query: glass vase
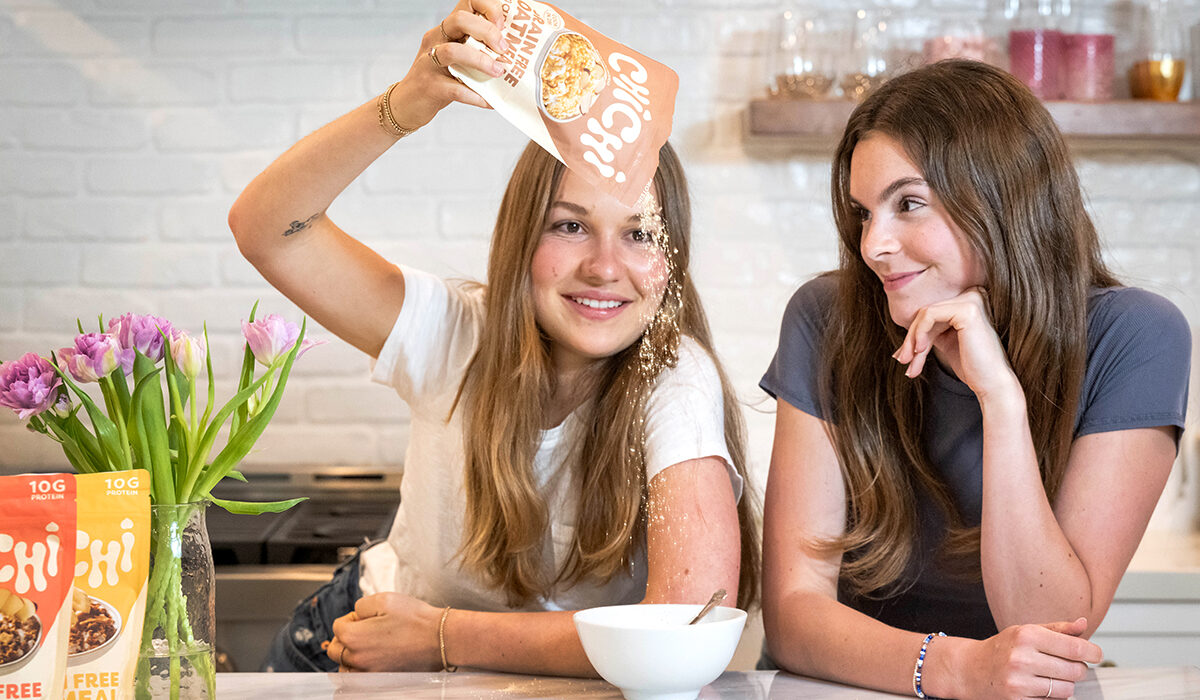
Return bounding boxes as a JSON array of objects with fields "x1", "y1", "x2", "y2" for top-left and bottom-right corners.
[{"x1": 136, "y1": 502, "x2": 217, "y2": 700}]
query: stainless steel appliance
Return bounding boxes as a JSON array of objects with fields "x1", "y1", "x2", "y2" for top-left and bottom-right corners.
[{"x1": 209, "y1": 466, "x2": 401, "y2": 672}]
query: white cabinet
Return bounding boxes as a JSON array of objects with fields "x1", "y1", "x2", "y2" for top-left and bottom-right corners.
[{"x1": 1091, "y1": 533, "x2": 1200, "y2": 667}]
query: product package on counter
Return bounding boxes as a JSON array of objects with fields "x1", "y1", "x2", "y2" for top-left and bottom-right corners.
[
  {"x1": 0, "y1": 473, "x2": 78, "y2": 700},
  {"x1": 449, "y1": 0, "x2": 679, "y2": 206},
  {"x1": 64, "y1": 471, "x2": 150, "y2": 700}
]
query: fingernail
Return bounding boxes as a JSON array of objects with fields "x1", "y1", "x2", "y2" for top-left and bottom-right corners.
[
  {"x1": 499, "y1": 38, "x2": 510, "y2": 53},
  {"x1": 491, "y1": 61, "x2": 505, "y2": 76}
]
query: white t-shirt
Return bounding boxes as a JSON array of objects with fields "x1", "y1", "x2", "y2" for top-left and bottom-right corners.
[{"x1": 360, "y1": 266, "x2": 740, "y2": 612}]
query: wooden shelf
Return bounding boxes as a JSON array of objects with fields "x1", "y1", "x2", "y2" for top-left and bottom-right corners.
[{"x1": 747, "y1": 99, "x2": 1200, "y2": 143}]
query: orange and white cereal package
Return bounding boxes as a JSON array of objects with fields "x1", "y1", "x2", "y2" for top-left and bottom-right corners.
[
  {"x1": 63, "y1": 471, "x2": 150, "y2": 700},
  {"x1": 0, "y1": 473, "x2": 77, "y2": 700},
  {"x1": 449, "y1": 0, "x2": 679, "y2": 206}
]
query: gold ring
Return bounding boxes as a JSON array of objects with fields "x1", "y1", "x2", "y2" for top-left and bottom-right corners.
[
  {"x1": 1045, "y1": 678, "x2": 1054, "y2": 698},
  {"x1": 429, "y1": 45, "x2": 444, "y2": 70},
  {"x1": 439, "y1": 21, "x2": 452, "y2": 42},
  {"x1": 339, "y1": 644, "x2": 347, "y2": 667}
]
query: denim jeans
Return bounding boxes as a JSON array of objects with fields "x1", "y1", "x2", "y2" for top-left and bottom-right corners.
[{"x1": 260, "y1": 544, "x2": 369, "y2": 672}]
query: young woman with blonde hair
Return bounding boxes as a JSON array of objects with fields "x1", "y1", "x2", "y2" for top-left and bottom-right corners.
[
  {"x1": 761, "y1": 60, "x2": 1189, "y2": 699},
  {"x1": 229, "y1": 0, "x2": 758, "y2": 676}
]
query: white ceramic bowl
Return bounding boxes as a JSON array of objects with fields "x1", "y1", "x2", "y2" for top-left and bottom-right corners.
[{"x1": 574, "y1": 603, "x2": 747, "y2": 700}]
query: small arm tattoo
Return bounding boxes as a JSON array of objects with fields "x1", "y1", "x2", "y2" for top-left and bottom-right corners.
[{"x1": 283, "y1": 213, "x2": 321, "y2": 237}]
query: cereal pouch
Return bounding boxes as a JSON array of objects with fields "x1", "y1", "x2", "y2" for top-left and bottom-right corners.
[
  {"x1": 0, "y1": 473, "x2": 77, "y2": 700},
  {"x1": 64, "y1": 471, "x2": 149, "y2": 700},
  {"x1": 449, "y1": 0, "x2": 679, "y2": 206}
]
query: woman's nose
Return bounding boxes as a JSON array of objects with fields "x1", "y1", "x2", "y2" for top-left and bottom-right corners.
[
  {"x1": 859, "y1": 217, "x2": 900, "y2": 261},
  {"x1": 581, "y1": 235, "x2": 621, "y2": 282}
]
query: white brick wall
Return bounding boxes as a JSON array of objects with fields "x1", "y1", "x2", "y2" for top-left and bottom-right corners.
[{"x1": 2, "y1": 0, "x2": 1199, "y2": 526}]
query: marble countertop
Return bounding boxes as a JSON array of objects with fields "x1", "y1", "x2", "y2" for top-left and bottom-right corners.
[{"x1": 214, "y1": 666, "x2": 1200, "y2": 699}]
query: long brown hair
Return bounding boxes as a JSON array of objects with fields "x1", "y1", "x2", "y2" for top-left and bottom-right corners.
[
  {"x1": 455, "y1": 141, "x2": 760, "y2": 609},
  {"x1": 824, "y1": 60, "x2": 1118, "y2": 595}
]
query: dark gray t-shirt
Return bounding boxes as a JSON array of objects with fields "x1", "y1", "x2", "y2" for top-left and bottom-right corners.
[{"x1": 760, "y1": 274, "x2": 1190, "y2": 639}]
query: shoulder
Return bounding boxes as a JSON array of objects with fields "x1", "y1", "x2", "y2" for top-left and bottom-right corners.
[
  {"x1": 783, "y1": 272, "x2": 839, "y2": 321},
  {"x1": 1087, "y1": 286, "x2": 1190, "y2": 353},
  {"x1": 655, "y1": 336, "x2": 723, "y2": 397}
]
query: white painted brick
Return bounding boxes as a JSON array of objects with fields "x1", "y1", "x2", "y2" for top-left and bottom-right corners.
[
  {"x1": 0, "y1": 243, "x2": 81, "y2": 285},
  {"x1": 0, "y1": 63, "x2": 85, "y2": 105},
  {"x1": 439, "y1": 198, "x2": 499, "y2": 241},
  {"x1": 0, "y1": 423, "x2": 73, "y2": 470},
  {"x1": 218, "y1": 152, "x2": 286, "y2": 197},
  {"x1": 153, "y1": 108, "x2": 294, "y2": 152},
  {"x1": 362, "y1": 147, "x2": 515, "y2": 195},
  {"x1": 0, "y1": 154, "x2": 77, "y2": 195},
  {"x1": 1077, "y1": 155, "x2": 1200, "y2": 199},
  {"x1": 306, "y1": 382, "x2": 408, "y2": 424},
  {"x1": 95, "y1": 0, "x2": 233, "y2": 11},
  {"x1": 236, "y1": 0, "x2": 371, "y2": 9},
  {"x1": 0, "y1": 288, "x2": 21, "y2": 330},
  {"x1": 155, "y1": 286, "x2": 291, "y2": 335},
  {"x1": 425, "y1": 102, "x2": 531, "y2": 149},
  {"x1": 20, "y1": 288, "x2": 152, "y2": 332},
  {"x1": 290, "y1": 339, "x2": 375, "y2": 380},
  {"x1": 219, "y1": 249, "x2": 275, "y2": 287},
  {"x1": 85, "y1": 59, "x2": 220, "y2": 106},
  {"x1": 160, "y1": 199, "x2": 239, "y2": 242},
  {"x1": 80, "y1": 244, "x2": 219, "y2": 288},
  {"x1": 325, "y1": 193, "x2": 439, "y2": 242},
  {"x1": 611, "y1": 12, "x2": 714, "y2": 55},
  {"x1": 85, "y1": 156, "x2": 215, "y2": 195},
  {"x1": 1104, "y1": 246, "x2": 1195, "y2": 292},
  {"x1": 25, "y1": 199, "x2": 156, "y2": 241},
  {"x1": 5, "y1": 13, "x2": 148, "y2": 57},
  {"x1": 294, "y1": 15, "x2": 425, "y2": 54},
  {"x1": 0, "y1": 198, "x2": 22, "y2": 239},
  {"x1": 237, "y1": 424, "x2": 378, "y2": 467},
  {"x1": 228, "y1": 62, "x2": 365, "y2": 104},
  {"x1": 0, "y1": 110, "x2": 14, "y2": 150},
  {"x1": 1091, "y1": 200, "x2": 1200, "y2": 246},
  {"x1": 153, "y1": 17, "x2": 287, "y2": 56},
  {"x1": 18, "y1": 110, "x2": 149, "y2": 151},
  {"x1": 0, "y1": 15, "x2": 12, "y2": 56}
]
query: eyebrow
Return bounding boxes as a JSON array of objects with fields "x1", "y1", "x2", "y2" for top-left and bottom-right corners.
[
  {"x1": 849, "y1": 176, "x2": 927, "y2": 208},
  {"x1": 548, "y1": 200, "x2": 641, "y2": 225}
]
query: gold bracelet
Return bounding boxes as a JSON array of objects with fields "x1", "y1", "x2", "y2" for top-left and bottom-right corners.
[
  {"x1": 377, "y1": 81, "x2": 418, "y2": 139},
  {"x1": 438, "y1": 605, "x2": 458, "y2": 672}
]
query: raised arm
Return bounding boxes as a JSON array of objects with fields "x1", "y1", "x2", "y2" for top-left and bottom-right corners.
[
  {"x1": 893, "y1": 289, "x2": 1179, "y2": 635},
  {"x1": 328, "y1": 457, "x2": 741, "y2": 676},
  {"x1": 226, "y1": 0, "x2": 509, "y2": 357}
]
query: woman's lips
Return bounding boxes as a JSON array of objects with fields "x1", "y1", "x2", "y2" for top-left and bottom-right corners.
[
  {"x1": 566, "y1": 295, "x2": 628, "y2": 320},
  {"x1": 882, "y1": 270, "x2": 923, "y2": 292}
]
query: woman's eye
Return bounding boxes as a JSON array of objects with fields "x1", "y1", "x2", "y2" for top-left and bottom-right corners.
[
  {"x1": 898, "y1": 197, "x2": 924, "y2": 213},
  {"x1": 629, "y1": 228, "x2": 654, "y2": 244},
  {"x1": 852, "y1": 206, "x2": 870, "y2": 223},
  {"x1": 554, "y1": 221, "x2": 583, "y2": 234}
]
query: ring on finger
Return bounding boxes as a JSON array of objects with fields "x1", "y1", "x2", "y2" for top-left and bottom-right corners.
[
  {"x1": 339, "y1": 644, "x2": 347, "y2": 668},
  {"x1": 439, "y1": 20, "x2": 452, "y2": 42},
  {"x1": 429, "y1": 45, "x2": 445, "y2": 70},
  {"x1": 1045, "y1": 677, "x2": 1054, "y2": 698}
]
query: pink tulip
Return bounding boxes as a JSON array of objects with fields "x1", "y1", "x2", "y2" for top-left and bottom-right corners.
[
  {"x1": 108, "y1": 313, "x2": 175, "y2": 363},
  {"x1": 241, "y1": 314, "x2": 322, "y2": 367},
  {"x1": 0, "y1": 353, "x2": 64, "y2": 419},
  {"x1": 58, "y1": 332, "x2": 130, "y2": 383},
  {"x1": 170, "y1": 331, "x2": 207, "y2": 380}
]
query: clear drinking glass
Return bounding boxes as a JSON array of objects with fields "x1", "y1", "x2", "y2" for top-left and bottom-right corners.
[
  {"x1": 840, "y1": 8, "x2": 892, "y2": 101},
  {"x1": 768, "y1": 8, "x2": 838, "y2": 99},
  {"x1": 1129, "y1": 0, "x2": 1187, "y2": 101}
]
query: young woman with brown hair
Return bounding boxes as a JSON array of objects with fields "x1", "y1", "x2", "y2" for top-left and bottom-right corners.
[
  {"x1": 760, "y1": 59, "x2": 1189, "y2": 699},
  {"x1": 229, "y1": 0, "x2": 758, "y2": 676}
]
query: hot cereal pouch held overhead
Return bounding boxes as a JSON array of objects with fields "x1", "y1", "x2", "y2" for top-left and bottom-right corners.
[{"x1": 449, "y1": 0, "x2": 678, "y2": 206}]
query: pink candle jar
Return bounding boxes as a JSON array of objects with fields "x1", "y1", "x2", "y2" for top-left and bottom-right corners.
[
  {"x1": 1009, "y1": 28, "x2": 1064, "y2": 99},
  {"x1": 1062, "y1": 33, "x2": 1114, "y2": 101}
]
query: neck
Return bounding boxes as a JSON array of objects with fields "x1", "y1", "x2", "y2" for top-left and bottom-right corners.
[{"x1": 543, "y1": 358, "x2": 605, "y2": 429}]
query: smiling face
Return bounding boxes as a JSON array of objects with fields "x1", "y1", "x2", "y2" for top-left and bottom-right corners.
[
  {"x1": 849, "y1": 132, "x2": 986, "y2": 328},
  {"x1": 530, "y1": 169, "x2": 669, "y2": 376}
]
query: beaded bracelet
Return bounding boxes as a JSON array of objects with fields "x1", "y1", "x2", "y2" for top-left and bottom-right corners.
[
  {"x1": 377, "y1": 81, "x2": 418, "y2": 139},
  {"x1": 912, "y1": 631, "x2": 945, "y2": 699}
]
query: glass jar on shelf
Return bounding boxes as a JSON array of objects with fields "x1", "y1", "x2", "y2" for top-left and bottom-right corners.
[
  {"x1": 922, "y1": 13, "x2": 999, "y2": 66},
  {"x1": 1128, "y1": 0, "x2": 1187, "y2": 101},
  {"x1": 840, "y1": 8, "x2": 892, "y2": 101},
  {"x1": 767, "y1": 7, "x2": 838, "y2": 99},
  {"x1": 1061, "y1": 1, "x2": 1115, "y2": 101},
  {"x1": 1006, "y1": 0, "x2": 1067, "y2": 99}
]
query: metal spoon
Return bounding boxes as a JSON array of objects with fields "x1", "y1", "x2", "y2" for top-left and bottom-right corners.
[{"x1": 687, "y1": 588, "x2": 727, "y2": 625}]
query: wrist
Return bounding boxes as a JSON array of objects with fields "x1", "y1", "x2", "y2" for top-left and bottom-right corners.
[
  {"x1": 920, "y1": 635, "x2": 971, "y2": 700},
  {"x1": 976, "y1": 371, "x2": 1025, "y2": 417}
]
